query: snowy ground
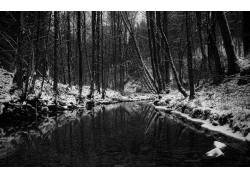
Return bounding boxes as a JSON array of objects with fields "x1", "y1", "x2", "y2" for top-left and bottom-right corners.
[
  {"x1": 0, "y1": 67, "x2": 156, "y2": 112},
  {"x1": 154, "y1": 75, "x2": 250, "y2": 142}
]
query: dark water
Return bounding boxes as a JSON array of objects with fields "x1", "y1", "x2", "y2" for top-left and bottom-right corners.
[{"x1": 1, "y1": 102, "x2": 250, "y2": 167}]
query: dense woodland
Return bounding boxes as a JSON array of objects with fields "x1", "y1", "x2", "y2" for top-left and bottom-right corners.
[{"x1": 0, "y1": 11, "x2": 250, "y2": 100}]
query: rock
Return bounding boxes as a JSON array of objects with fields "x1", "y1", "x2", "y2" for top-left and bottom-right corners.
[
  {"x1": 212, "y1": 120, "x2": 219, "y2": 126},
  {"x1": 202, "y1": 148, "x2": 224, "y2": 160},
  {"x1": 214, "y1": 141, "x2": 226, "y2": 150}
]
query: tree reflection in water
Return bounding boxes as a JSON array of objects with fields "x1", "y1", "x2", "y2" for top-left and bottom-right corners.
[{"x1": 1, "y1": 102, "x2": 250, "y2": 167}]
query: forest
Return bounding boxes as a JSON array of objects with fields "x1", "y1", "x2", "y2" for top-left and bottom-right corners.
[
  {"x1": 0, "y1": 11, "x2": 250, "y2": 166},
  {"x1": 0, "y1": 12, "x2": 249, "y2": 98}
]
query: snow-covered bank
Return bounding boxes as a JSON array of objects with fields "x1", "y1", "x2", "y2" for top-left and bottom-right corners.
[
  {"x1": 0, "y1": 67, "x2": 156, "y2": 113},
  {"x1": 154, "y1": 73, "x2": 250, "y2": 145},
  {"x1": 171, "y1": 110, "x2": 245, "y2": 142}
]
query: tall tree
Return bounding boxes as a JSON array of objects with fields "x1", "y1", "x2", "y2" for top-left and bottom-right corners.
[
  {"x1": 90, "y1": 11, "x2": 97, "y2": 98},
  {"x1": 243, "y1": 11, "x2": 250, "y2": 57},
  {"x1": 216, "y1": 11, "x2": 239, "y2": 75},
  {"x1": 14, "y1": 11, "x2": 24, "y2": 89},
  {"x1": 196, "y1": 12, "x2": 208, "y2": 75},
  {"x1": 186, "y1": 12, "x2": 195, "y2": 99},
  {"x1": 77, "y1": 11, "x2": 83, "y2": 99},
  {"x1": 41, "y1": 12, "x2": 52, "y2": 91},
  {"x1": 67, "y1": 11, "x2": 72, "y2": 87},
  {"x1": 148, "y1": 11, "x2": 162, "y2": 92},
  {"x1": 156, "y1": 11, "x2": 164, "y2": 91},
  {"x1": 96, "y1": 11, "x2": 101, "y2": 93},
  {"x1": 163, "y1": 11, "x2": 171, "y2": 91},
  {"x1": 178, "y1": 16, "x2": 185, "y2": 86},
  {"x1": 121, "y1": 12, "x2": 158, "y2": 93},
  {"x1": 146, "y1": 11, "x2": 157, "y2": 84},
  {"x1": 30, "y1": 11, "x2": 41, "y2": 93},
  {"x1": 53, "y1": 11, "x2": 59, "y2": 94},
  {"x1": 207, "y1": 12, "x2": 224, "y2": 78},
  {"x1": 101, "y1": 12, "x2": 106, "y2": 99},
  {"x1": 158, "y1": 12, "x2": 188, "y2": 98}
]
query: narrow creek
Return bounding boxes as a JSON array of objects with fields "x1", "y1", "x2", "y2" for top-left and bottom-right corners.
[{"x1": 1, "y1": 101, "x2": 250, "y2": 167}]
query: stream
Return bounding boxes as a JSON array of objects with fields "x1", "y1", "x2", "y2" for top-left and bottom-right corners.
[{"x1": 1, "y1": 101, "x2": 250, "y2": 167}]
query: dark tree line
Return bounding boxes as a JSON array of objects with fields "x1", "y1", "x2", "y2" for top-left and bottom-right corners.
[{"x1": 0, "y1": 11, "x2": 250, "y2": 100}]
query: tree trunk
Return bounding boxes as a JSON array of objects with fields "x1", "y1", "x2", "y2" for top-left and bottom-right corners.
[
  {"x1": 59, "y1": 28, "x2": 66, "y2": 84},
  {"x1": 243, "y1": 11, "x2": 250, "y2": 57},
  {"x1": 196, "y1": 12, "x2": 208, "y2": 75},
  {"x1": 163, "y1": 11, "x2": 171, "y2": 91},
  {"x1": 77, "y1": 11, "x2": 83, "y2": 98},
  {"x1": 146, "y1": 12, "x2": 157, "y2": 84},
  {"x1": 30, "y1": 11, "x2": 40, "y2": 93},
  {"x1": 113, "y1": 12, "x2": 117, "y2": 91},
  {"x1": 90, "y1": 11, "x2": 97, "y2": 98},
  {"x1": 120, "y1": 12, "x2": 158, "y2": 94},
  {"x1": 158, "y1": 12, "x2": 188, "y2": 98},
  {"x1": 156, "y1": 11, "x2": 164, "y2": 91},
  {"x1": 186, "y1": 12, "x2": 195, "y2": 100},
  {"x1": 15, "y1": 11, "x2": 24, "y2": 89},
  {"x1": 178, "y1": 17, "x2": 185, "y2": 85},
  {"x1": 216, "y1": 11, "x2": 239, "y2": 75},
  {"x1": 96, "y1": 11, "x2": 101, "y2": 93},
  {"x1": 41, "y1": 12, "x2": 52, "y2": 91},
  {"x1": 53, "y1": 11, "x2": 59, "y2": 94},
  {"x1": 101, "y1": 12, "x2": 106, "y2": 99},
  {"x1": 207, "y1": 11, "x2": 224, "y2": 79},
  {"x1": 83, "y1": 12, "x2": 91, "y2": 84},
  {"x1": 149, "y1": 11, "x2": 162, "y2": 92},
  {"x1": 67, "y1": 11, "x2": 72, "y2": 87}
]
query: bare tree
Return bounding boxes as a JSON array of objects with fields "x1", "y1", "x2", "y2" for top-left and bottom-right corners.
[
  {"x1": 53, "y1": 11, "x2": 59, "y2": 95},
  {"x1": 186, "y1": 12, "x2": 195, "y2": 99},
  {"x1": 243, "y1": 11, "x2": 250, "y2": 57},
  {"x1": 158, "y1": 12, "x2": 188, "y2": 98},
  {"x1": 216, "y1": 11, "x2": 239, "y2": 75},
  {"x1": 77, "y1": 11, "x2": 83, "y2": 99},
  {"x1": 67, "y1": 11, "x2": 72, "y2": 87}
]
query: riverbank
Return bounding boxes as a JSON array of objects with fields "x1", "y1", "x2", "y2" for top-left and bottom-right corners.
[
  {"x1": 0, "y1": 68, "x2": 156, "y2": 113},
  {"x1": 153, "y1": 74, "x2": 250, "y2": 144},
  {"x1": 0, "y1": 68, "x2": 156, "y2": 160}
]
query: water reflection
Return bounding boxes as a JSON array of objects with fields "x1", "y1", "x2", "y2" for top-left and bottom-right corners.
[{"x1": 1, "y1": 102, "x2": 250, "y2": 166}]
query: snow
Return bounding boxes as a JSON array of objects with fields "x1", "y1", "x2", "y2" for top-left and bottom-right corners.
[
  {"x1": 153, "y1": 75, "x2": 250, "y2": 142},
  {"x1": 171, "y1": 110, "x2": 205, "y2": 124},
  {"x1": 205, "y1": 148, "x2": 224, "y2": 157},
  {"x1": 170, "y1": 110, "x2": 246, "y2": 142},
  {"x1": 237, "y1": 58, "x2": 250, "y2": 70},
  {"x1": 245, "y1": 133, "x2": 250, "y2": 144},
  {"x1": 214, "y1": 141, "x2": 226, "y2": 149}
]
